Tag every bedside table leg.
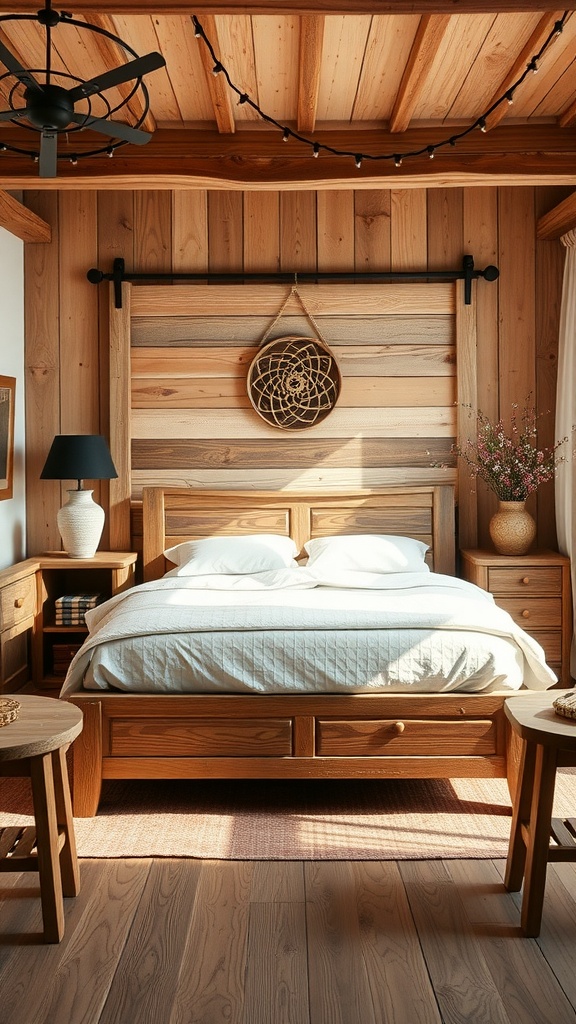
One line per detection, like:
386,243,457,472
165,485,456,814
505,739,536,892
29,752,65,943
520,743,558,938
52,745,80,897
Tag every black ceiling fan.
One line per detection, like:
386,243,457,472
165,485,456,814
0,1,166,177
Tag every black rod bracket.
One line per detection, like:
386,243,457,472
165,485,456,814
87,254,499,309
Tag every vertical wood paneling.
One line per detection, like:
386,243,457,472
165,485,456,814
109,283,132,552
534,186,569,550
134,192,172,272
498,188,536,423
97,192,135,549
463,187,499,546
23,191,61,555
391,189,427,269
354,190,391,271
58,191,102,522
243,192,280,272
280,191,317,272
22,185,562,563
208,192,243,272
172,191,208,272
317,190,355,270
427,189,463,269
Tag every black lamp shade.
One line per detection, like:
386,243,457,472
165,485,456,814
40,434,118,482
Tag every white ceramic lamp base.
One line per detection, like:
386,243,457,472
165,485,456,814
57,488,105,558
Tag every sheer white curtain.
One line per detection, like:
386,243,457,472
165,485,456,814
555,228,576,678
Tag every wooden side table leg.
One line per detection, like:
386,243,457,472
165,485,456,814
520,743,558,938
504,738,536,892
29,752,65,943
52,745,80,898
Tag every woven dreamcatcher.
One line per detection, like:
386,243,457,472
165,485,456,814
247,287,341,430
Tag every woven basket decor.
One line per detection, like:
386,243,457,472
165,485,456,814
0,697,20,727
553,692,576,720
247,335,341,430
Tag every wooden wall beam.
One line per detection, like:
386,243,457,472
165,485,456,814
2,125,576,189
537,190,576,239
0,191,51,242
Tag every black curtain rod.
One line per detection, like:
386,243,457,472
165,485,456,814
87,255,499,309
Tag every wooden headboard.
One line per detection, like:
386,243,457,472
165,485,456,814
142,484,455,582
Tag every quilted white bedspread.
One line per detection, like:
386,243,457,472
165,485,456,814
59,568,557,696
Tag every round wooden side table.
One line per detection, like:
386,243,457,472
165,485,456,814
0,694,83,942
504,690,576,937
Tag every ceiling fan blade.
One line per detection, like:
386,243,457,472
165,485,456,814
69,113,152,145
0,39,42,94
0,107,29,122
67,51,166,103
38,131,57,178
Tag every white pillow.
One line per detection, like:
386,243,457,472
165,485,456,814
304,534,430,574
164,534,299,576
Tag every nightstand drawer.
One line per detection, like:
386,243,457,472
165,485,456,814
531,631,561,664
0,574,36,632
487,566,562,596
495,597,561,629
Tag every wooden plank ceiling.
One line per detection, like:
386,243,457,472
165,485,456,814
0,1,575,188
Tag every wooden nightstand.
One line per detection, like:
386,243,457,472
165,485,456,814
0,559,38,693
33,552,137,690
460,549,572,686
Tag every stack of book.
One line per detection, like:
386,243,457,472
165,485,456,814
54,593,101,626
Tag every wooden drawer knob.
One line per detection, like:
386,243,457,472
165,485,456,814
393,721,405,734
522,576,530,585
14,597,24,608
521,609,530,618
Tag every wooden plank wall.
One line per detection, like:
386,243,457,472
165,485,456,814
23,185,570,558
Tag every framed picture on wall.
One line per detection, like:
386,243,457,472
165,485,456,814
0,375,15,500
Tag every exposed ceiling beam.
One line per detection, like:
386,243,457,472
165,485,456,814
297,15,324,134
0,191,51,242
537,191,576,238
194,14,236,134
1,2,573,13
484,11,565,131
3,123,576,190
559,95,576,128
389,14,451,133
86,13,157,133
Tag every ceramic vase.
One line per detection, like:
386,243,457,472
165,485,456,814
57,488,105,558
489,500,536,556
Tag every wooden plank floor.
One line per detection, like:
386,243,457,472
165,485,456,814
1,857,576,1024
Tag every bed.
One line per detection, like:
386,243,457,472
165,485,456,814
62,484,556,817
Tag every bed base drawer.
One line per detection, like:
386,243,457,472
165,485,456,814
316,718,499,757
110,717,293,756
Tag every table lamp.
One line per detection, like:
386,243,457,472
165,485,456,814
40,434,118,558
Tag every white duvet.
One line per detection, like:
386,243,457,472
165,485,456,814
59,567,557,696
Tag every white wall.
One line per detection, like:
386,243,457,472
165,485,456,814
0,227,25,569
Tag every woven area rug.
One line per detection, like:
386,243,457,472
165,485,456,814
1,773,575,861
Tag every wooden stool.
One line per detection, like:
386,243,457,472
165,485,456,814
504,690,576,937
0,695,83,942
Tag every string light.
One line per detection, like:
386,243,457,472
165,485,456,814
191,11,570,171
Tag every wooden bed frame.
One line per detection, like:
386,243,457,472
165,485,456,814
66,484,521,817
